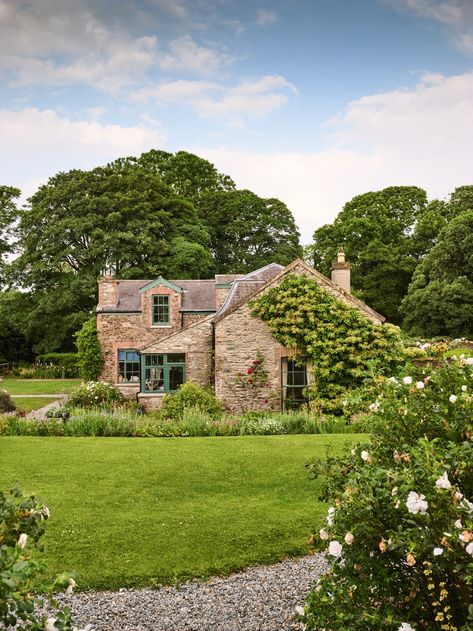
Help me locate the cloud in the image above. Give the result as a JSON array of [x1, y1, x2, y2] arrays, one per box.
[[255, 9, 279, 26], [195, 70, 473, 242], [158, 35, 232, 75], [135, 75, 297, 121], [385, 0, 473, 53], [0, 108, 167, 196]]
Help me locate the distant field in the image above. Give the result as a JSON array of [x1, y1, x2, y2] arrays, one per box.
[[1, 434, 364, 590], [0, 378, 82, 395]]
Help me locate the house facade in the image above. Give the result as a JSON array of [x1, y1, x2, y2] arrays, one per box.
[[96, 254, 384, 412]]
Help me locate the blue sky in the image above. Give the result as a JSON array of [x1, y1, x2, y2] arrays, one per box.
[[1, 0, 473, 241]]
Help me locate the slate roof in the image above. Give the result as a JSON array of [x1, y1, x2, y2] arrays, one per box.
[[100, 279, 217, 312]]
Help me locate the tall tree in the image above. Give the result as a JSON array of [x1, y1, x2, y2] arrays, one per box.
[[0, 291, 34, 363], [0, 186, 20, 285], [401, 210, 473, 337], [310, 186, 432, 323], [197, 189, 302, 273], [110, 149, 235, 200]]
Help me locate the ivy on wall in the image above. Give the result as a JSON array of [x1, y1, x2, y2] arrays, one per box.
[[250, 275, 406, 401]]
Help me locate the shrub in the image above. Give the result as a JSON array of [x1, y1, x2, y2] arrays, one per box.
[[303, 359, 473, 631], [160, 382, 223, 421], [74, 317, 103, 381], [0, 389, 16, 413], [0, 487, 75, 629], [239, 415, 287, 435], [67, 381, 124, 409]]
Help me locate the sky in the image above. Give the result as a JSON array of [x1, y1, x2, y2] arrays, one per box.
[[1, 0, 473, 243]]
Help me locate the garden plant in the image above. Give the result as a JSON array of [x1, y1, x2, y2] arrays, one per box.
[[303, 358, 473, 630], [0, 487, 75, 630]]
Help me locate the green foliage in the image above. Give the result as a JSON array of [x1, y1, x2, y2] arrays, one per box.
[[0, 291, 34, 364], [0, 389, 16, 413], [66, 381, 124, 408], [310, 186, 430, 323], [0, 187, 20, 285], [401, 210, 473, 337], [110, 149, 235, 200], [250, 274, 406, 405], [0, 487, 74, 629], [303, 360, 473, 631], [160, 382, 223, 421], [18, 354, 79, 379], [74, 318, 103, 381], [197, 189, 302, 273]]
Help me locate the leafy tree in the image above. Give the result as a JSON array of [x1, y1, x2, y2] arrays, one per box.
[[110, 149, 235, 200], [198, 189, 302, 273], [12, 166, 214, 351], [401, 210, 473, 337], [0, 186, 20, 285], [310, 186, 430, 323], [0, 291, 34, 363]]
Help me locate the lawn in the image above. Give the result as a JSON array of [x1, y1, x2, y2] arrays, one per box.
[[0, 434, 363, 590], [0, 378, 82, 395], [12, 397, 59, 412]]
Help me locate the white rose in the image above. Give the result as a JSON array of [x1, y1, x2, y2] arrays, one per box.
[[368, 402, 379, 412], [398, 624, 415, 631], [449, 394, 457, 403], [455, 520, 463, 529], [344, 532, 354, 545], [406, 491, 428, 515], [415, 381, 424, 389], [466, 542, 473, 556], [319, 528, 329, 540], [402, 376, 412, 385], [45, 619, 59, 631], [462, 385, 467, 392], [435, 472, 452, 490], [17, 533, 27, 549], [328, 540, 343, 558], [433, 547, 443, 556], [66, 577, 77, 595]]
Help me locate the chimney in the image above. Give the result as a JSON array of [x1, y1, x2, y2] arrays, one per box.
[[97, 276, 119, 310], [331, 248, 351, 293]]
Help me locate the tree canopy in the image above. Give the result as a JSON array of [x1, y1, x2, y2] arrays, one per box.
[[0, 186, 20, 285], [401, 209, 473, 337], [309, 186, 458, 324], [198, 189, 302, 273]]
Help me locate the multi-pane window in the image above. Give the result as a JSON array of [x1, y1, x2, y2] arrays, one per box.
[[152, 295, 170, 325], [118, 350, 140, 383], [281, 357, 312, 410], [142, 353, 185, 392]]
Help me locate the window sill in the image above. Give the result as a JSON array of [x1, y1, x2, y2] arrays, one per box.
[[138, 392, 166, 397], [150, 324, 172, 328]]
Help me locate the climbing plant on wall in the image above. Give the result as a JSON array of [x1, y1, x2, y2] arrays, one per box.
[[250, 275, 406, 404]]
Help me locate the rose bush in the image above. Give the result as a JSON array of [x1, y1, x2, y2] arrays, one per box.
[[0, 487, 75, 630], [304, 359, 473, 630]]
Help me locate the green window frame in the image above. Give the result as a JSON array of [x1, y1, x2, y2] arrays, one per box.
[[118, 349, 140, 383], [141, 353, 186, 393], [281, 357, 312, 410], [152, 295, 170, 325]]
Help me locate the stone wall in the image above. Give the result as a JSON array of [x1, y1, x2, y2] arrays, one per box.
[[142, 317, 214, 389], [97, 313, 173, 383], [215, 304, 285, 412]]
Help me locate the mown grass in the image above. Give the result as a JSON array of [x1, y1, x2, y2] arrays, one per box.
[[0, 378, 82, 395], [12, 397, 59, 412], [0, 434, 363, 590]]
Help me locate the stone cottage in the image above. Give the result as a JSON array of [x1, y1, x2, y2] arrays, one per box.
[[96, 253, 384, 412]]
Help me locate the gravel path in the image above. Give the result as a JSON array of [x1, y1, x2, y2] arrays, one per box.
[[58, 554, 328, 631]]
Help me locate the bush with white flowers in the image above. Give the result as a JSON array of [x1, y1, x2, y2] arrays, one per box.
[[67, 380, 124, 409], [0, 487, 76, 630], [303, 360, 473, 630]]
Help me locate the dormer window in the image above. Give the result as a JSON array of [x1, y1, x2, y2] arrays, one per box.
[[152, 295, 170, 325]]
